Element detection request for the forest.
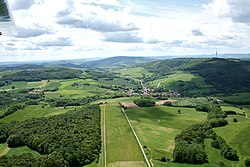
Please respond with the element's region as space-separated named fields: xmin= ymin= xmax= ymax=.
xmin=0 ymin=67 xmax=82 ymax=82
xmin=0 ymin=105 xmax=101 ymax=167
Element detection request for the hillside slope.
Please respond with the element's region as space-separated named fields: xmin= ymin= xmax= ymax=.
xmin=80 ymin=56 xmax=157 ymax=69
xmin=143 ymin=58 xmax=250 ymax=93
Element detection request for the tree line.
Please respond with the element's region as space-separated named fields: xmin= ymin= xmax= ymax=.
xmin=0 ymin=67 xmax=82 ymax=83
xmin=173 ymin=102 xmax=239 ymax=164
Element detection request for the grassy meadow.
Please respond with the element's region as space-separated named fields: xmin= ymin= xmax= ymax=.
xmin=104 ymin=103 xmax=145 ymax=166
xmin=0 ymin=105 xmax=73 ymax=123
xmin=172 ymin=97 xmax=209 ymax=107
xmin=219 ymin=93 xmax=250 ymax=105
xmin=125 ymin=105 xmax=208 ymax=165
xmin=149 ymin=71 xmax=196 ymax=87
xmin=213 ymin=114 xmax=250 ymax=166
xmin=115 ymin=67 xmax=153 ymax=79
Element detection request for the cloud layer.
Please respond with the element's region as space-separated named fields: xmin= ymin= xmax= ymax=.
xmin=0 ymin=0 xmax=249 ymax=62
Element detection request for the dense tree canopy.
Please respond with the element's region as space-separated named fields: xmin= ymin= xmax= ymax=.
xmin=1 ymin=67 xmax=82 ymax=82
xmin=0 ymin=105 xmax=101 ymax=167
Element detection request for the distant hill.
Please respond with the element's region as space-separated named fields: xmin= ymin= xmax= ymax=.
xmin=79 ymin=56 xmax=157 ymax=69
xmin=143 ymin=58 xmax=250 ymax=93
xmin=0 ymin=64 xmax=44 ymax=72
xmin=187 ymin=58 xmax=250 ymax=92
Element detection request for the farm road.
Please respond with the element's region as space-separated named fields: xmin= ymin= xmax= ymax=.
xmin=121 ymin=108 xmax=151 ymax=167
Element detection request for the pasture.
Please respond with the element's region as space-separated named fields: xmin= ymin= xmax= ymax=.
xmin=0 ymin=105 xmax=72 ymax=123
xmin=0 ymin=144 xmax=41 ymax=158
xmin=219 ymin=93 xmax=250 ymax=105
xmin=98 ymin=78 xmax=135 ymax=88
xmin=172 ymin=97 xmax=209 ymax=107
xmin=44 ymin=79 xmax=110 ymax=98
xmin=125 ymin=106 xmax=208 ymax=164
xmin=103 ymin=103 xmax=145 ymax=166
xmin=115 ymin=67 xmax=153 ymax=79
xmin=213 ymin=114 xmax=250 ymax=166
xmin=149 ymin=71 xmax=197 ymax=87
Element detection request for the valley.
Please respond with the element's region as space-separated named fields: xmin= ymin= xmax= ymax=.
xmin=0 ymin=57 xmax=250 ymax=167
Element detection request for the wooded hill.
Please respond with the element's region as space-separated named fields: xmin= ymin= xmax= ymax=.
xmin=142 ymin=58 xmax=250 ymax=94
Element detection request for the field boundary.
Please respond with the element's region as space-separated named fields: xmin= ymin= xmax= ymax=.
xmin=103 ymin=105 xmax=107 ymax=167
xmin=121 ymin=108 xmax=151 ymax=167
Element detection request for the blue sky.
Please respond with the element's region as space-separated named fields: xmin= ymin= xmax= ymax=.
xmin=0 ymin=0 xmax=250 ymax=62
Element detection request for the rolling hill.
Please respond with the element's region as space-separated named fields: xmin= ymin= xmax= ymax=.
xmin=142 ymin=58 xmax=250 ymax=94
xmin=79 ymin=56 xmax=157 ymax=69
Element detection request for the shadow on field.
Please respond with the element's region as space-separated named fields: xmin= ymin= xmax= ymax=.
xmin=126 ymin=107 xmax=176 ymax=124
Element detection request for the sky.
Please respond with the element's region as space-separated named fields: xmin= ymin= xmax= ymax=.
xmin=0 ymin=0 xmax=250 ymax=62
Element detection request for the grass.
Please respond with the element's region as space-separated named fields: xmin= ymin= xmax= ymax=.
xmin=204 ymin=139 xmax=239 ymax=167
xmin=91 ymin=96 xmax=141 ymax=104
xmin=103 ymin=103 xmax=145 ymax=166
xmin=1 ymin=82 xmax=27 ymax=89
xmin=221 ymin=105 xmax=245 ymax=114
xmin=0 ymin=105 xmax=72 ymax=123
xmin=26 ymin=81 xmax=45 ymax=88
xmin=116 ymin=67 xmax=153 ymax=79
xmin=173 ymin=97 xmax=209 ymax=107
xmin=213 ymin=114 xmax=250 ymax=166
xmin=45 ymin=79 xmax=111 ymax=99
xmin=6 ymin=146 xmax=41 ymax=157
xmin=0 ymin=143 xmax=41 ymax=158
xmin=0 ymin=80 xmax=49 ymax=90
xmin=125 ymin=106 xmax=208 ymax=165
xmin=98 ymin=78 xmax=135 ymax=88
xmin=0 ymin=143 xmax=9 ymax=157
xmin=43 ymin=81 xmax=61 ymax=89
xmin=219 ymin=93 xmax=250 ymax=104
xmin=149 ymin=71 xmax=196 ymax=87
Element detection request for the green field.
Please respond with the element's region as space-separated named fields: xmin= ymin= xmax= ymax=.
xmin=98 ymin=78 xmax=135 ymax=88
xmin=149 ymin=71 xmax=196 ymax=87
xmin=0 ymin=80 xmax=49 ymax=90
xmin=173 ymin=97 xmax=209 ymax=107
xmin=0 ymin=143 xmax=41 ymax=158
xmin=116 ymin=67 xmax=153 ymax=79
xmin=0 ymin=105 xmax=72 ymax=123
xmin=221 ymin=105 xmax=245 ymax=114
xmin=204 ymin=139 xmax=239 ymax=167
xmin=219 ymin=93 xmax=250 ymax=105
xmin=1 ymin=81 xmax=27 ymax=90
xmin=103 ymin=103 xmax=145 ymax=166
xmin=126 ymin=106 xmax=208 ymax=165
xmin=44 ymin=79 xmax=110 ymax=98
xmin=43 ymin=81 xmax=61 ymax=89
xmin=213 ymin=114 xmax=250 ymax=166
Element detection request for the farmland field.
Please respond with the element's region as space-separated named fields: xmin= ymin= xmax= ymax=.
xmin=44 ymin=79 xmax=110 ymax=98
xmin=219 ymin=93 xmax=250 ymax=105
xmin=115 ymin=67 xmax=153 ymax=79
xmin=172 ymin=97 xmax=209 ymax=107
xmin=125 ymin=106 xmax=208 ymax=165
xmin=149 ymin=71 xmax=197 ymax=87
xmin=103 ymin=103 xmax=145 ymax=166
xmin=213 ymin=114 xmax=250 ymax=166
xmin=0 ymin=143 xmax=41 ymax=158
xmin=98 ymin=78 xmax=135 ymax=88
xmin=0 ymin=105 xmax=72 ymax=123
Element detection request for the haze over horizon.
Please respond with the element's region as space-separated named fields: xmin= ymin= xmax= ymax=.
xmin=0 ymin=0 xmax=250 ymax=62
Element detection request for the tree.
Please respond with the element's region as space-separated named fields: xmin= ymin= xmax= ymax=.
xmin=11 ymin=86 xmax=15 ymax=89
xmin=245 ymin=157 xmax=250 ymax=166
xmin=177 ymin=109 xmax=182 ymax=114
xmin=233 ymin=118 xmax=238 ymax=122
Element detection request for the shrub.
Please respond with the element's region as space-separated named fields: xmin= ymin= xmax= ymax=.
xmin=245 ymin=157 xmax=250 ymax=166
xmin=134 ymin=99 xmax=155 ymax=107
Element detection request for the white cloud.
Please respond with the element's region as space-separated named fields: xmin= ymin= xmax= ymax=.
xmin=0 ymin=0 xmax=250 ymax=62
